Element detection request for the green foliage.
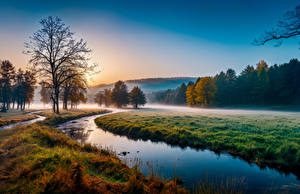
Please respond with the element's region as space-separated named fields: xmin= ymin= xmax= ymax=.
xmin=149 ymin=83 xmax=187 ymax=105
xmin=0 ymin=60 xmax=36 ymax=111
xmin=150 ymin=59 xmax=300 ymax=107
xmin=0 ymin=110 xmax=187 ymax=193
xmin=95 ymin=111 xmax=300 ymax=178
xmin=129 ymin=86 xmax=147 ymax=108
xmin=111 ymin=80 xmax=129 ymax=107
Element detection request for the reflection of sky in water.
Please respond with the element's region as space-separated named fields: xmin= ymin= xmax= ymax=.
xmin=58 ymin=111 xmax=300 ymax=193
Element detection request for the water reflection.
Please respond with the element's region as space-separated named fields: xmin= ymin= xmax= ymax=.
xmin=0 ymin=111 xmax=46 ymax=130
xmin=58 ymin=112 xmax=300 ymax=194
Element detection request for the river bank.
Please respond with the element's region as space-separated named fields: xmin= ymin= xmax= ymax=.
xmin=0 ymin=110 xmax=38 ymax=127
xmin=0 ymin=109 xmax=186 ymax=193
xmin=95 ymin=109 xmax=300 ymax=182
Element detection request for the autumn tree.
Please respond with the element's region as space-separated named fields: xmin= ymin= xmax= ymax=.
xmin=70 ymin=91 xmax=87 ymax=109
xmin=129 ymin=86 xmax=146 ymax=108
xmin=24 ymin=16 xmax=92 ymax=113
xmin=111 ymin=81 xmax=129 ymax=107
xmin=194 ymin=77 xmax=216 ymax=106
xmin=186 ymin=83 xmax=196 ymax=106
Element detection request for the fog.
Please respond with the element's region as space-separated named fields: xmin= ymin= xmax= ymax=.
xmin=28 ymin=102 xmax=300 ymax=116
xmin=143 ymin=104 xmax=300 ymax=115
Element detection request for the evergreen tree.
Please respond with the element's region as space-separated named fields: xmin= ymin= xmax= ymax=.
xmin=0 ymin=60 xmax=15 ymax=111
xmin=174 ymin=83 xmax=187 ymax=104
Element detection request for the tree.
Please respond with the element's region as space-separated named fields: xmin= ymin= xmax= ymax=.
xmin=129 ymin=86 xmax=146 ymax=108
xmin=214 ymin=71 xmax=227 ymax=105
xmin=224 ymin=69 xmax=237 ymax=105
xmin=94 ymin=91 xmax=105 ymax=106
xmin=61 ymin=73 xmax=87 ymax=110
xmin=24 ymin=16 xmax=92 ymax=113
xmin=111 ymin=81 xmax=129 ymax=107
xmin=103 ymin=89 xmax=113 ymax=107
xmin=94 ymin=89 xmax=113 ymax=107
xmin=0 ymin=60 xmax=15 ymax=112
xmin=40 ymin=83 xmax=52 ymax=105
xmin=194 ymin=77 xmax=216 ymax=106
xmin=13 ymin=69 xmax=36 ymax=110
xmin=186 ymin=84 xmax=196 ymax=106
xmin=70 ymin=91 xmax=87 ymax=109
xmin=236 ymin=65 xmax=256 ymax=104
xmin=174 ymin=83 xmax=187 ymax=104
xmin=254 ymin=5 xmax=300 ymax=46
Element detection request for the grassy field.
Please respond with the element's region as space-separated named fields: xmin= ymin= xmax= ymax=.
xmin=0 ymin=110 xmax=37 ymax=127
xmin=95 ymin=109 xmax=300 ymax=178
xmin=0 ymin=109 xmax=187 ymax=193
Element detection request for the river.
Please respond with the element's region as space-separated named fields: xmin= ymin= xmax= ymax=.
xmin=0 ymin=111 xmax=46 ymax=130
xmin=57 ymin=107 xmax=300 ymax=194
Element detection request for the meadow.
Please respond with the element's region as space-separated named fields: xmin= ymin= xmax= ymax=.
xmin=95 ymin=109 xmax=300 ymax=178
xmin=0 ymin=109 xmax=187 ymax=193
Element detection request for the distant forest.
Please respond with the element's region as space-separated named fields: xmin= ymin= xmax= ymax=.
xmin=149 ymin=59 xmax=300 ymax=106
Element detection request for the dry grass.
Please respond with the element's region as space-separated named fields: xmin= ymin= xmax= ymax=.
xmin=0 ymin=109 xmax=188 ymax=193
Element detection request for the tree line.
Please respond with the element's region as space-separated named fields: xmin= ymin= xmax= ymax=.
xmin=148 ymin=83 xmax=187 ymax=105
xmin=94 ymin=80 xmax=146 ymax=108
xmin=150 ymin=59 xmax=300 ymax=107
xmin=0 ymin=60 xmax=36 ymax=112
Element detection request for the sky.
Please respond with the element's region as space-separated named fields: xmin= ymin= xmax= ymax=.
xmin=0 ymin=0 xmax=300 ymax=85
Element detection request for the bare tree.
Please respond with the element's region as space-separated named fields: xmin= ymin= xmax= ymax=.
xmin=254 ymin=6 xmax=300 ymax=46
xmin=24 ymin=16 xmax=92 ymax=113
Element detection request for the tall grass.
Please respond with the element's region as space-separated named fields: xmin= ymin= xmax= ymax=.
xmin=193 ymin=176 xmax=245 ymax=194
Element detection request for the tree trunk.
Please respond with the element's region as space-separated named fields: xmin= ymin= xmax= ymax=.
xmin=63 ymin=94 xmax=68 ymax=110
xmin=55 ymin=87 xmax=60 ymax=114
xmin=52 ymin=100 xmax=56 ymax=113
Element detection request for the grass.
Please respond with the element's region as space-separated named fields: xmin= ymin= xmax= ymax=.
xmin=95 ymin=110 xmax=300 ymax=178
xmin=0 ymin=109 xmax=187 ymax=193
xmin=0 ymin=110 xmax=37 ymax=127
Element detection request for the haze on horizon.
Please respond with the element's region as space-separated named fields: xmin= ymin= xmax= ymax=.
xmin=0 ymin=0 xmax=300 ymax=85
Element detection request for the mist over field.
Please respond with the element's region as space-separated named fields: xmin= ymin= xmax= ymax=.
xmin=1 ymin=1 xmax=300 ymax=193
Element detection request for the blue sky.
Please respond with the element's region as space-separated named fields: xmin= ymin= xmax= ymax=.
xmin=0 ymin=0 xmax=300 ymax=84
